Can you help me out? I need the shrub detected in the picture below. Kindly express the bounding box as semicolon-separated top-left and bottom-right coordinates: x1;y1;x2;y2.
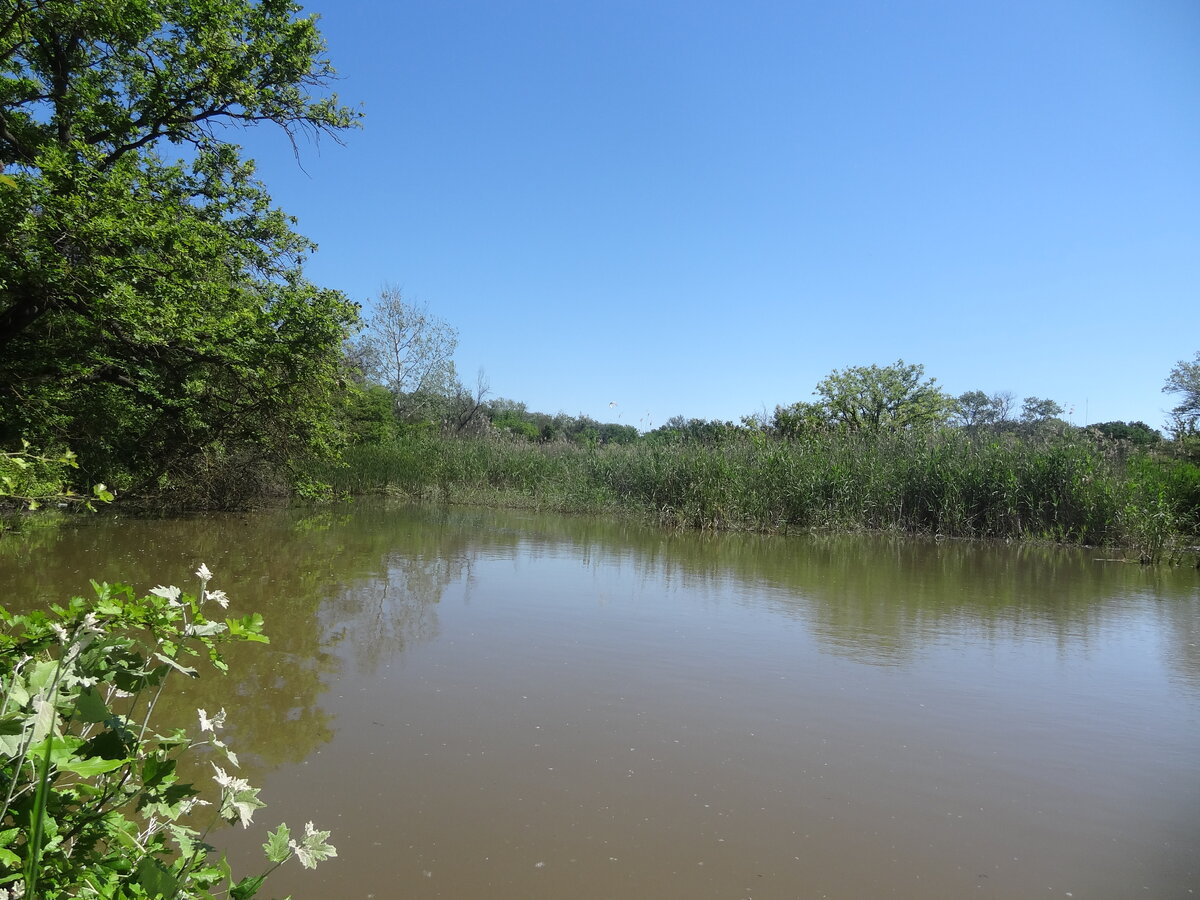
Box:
0;565;334;899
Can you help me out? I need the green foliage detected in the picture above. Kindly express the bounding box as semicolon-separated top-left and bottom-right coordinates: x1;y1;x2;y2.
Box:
594;422;640;445
953;391;993;427
0;565;335;899
1164;351;1200;448
0;0;361;503
952;390;1015;428
0;444;113;537
771;402;828;439
1;445;78;511
1090;421;1163;447
347;286;459;420
1020;396;1065;423
481;403;636;447
315;427;1200;557
340;384;401;446
813;360;953;433
645;416;740;445
491;412;540;441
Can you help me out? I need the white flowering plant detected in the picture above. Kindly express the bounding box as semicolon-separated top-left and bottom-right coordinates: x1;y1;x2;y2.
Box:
0;565;334;899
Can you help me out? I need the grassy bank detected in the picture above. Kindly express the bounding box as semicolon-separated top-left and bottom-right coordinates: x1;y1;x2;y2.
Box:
307;428;1200;561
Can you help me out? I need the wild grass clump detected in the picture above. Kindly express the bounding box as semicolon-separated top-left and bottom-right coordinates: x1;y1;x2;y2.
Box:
316;428;1200;556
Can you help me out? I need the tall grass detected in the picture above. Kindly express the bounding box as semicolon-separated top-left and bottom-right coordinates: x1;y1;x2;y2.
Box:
307;428;1200;558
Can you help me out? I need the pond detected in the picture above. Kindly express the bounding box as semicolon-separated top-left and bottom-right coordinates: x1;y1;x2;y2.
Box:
3;500;1198;898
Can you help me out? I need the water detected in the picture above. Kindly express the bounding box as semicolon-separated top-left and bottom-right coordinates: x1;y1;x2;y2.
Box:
3;500;1198;898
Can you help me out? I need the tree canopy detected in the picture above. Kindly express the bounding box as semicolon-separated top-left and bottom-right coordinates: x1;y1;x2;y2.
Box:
1020;396;1065;423
1090;421;1162;447
1164;351;1200;438
951;390;1016;428
813;360;952;433
347;286;460;422
0;0;361;501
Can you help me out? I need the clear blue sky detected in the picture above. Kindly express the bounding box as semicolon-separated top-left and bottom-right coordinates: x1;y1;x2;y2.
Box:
246;0;1199;432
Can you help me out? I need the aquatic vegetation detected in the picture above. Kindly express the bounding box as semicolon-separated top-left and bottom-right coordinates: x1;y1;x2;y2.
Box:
312;427;1200;557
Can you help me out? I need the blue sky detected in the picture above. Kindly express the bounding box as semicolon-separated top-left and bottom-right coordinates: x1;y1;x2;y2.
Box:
246;0;1198;432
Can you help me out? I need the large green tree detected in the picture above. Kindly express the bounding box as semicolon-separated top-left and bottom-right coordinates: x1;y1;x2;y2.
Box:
0;0;360;500
813;360;952;433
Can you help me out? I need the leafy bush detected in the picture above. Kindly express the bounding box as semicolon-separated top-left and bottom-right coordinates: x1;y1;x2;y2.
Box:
0;565;334;899
0;445;112;517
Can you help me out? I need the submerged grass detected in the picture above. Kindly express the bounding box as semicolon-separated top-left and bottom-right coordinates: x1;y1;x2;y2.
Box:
307;428;1200;560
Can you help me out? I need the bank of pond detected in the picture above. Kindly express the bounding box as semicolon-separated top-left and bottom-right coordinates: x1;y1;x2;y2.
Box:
308;427;1200;564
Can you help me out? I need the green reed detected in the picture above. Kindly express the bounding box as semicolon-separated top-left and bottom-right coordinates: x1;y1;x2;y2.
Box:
313;428;1200;556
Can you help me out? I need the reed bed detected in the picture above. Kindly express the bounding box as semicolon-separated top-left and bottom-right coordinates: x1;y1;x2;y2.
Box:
308;428;1200;559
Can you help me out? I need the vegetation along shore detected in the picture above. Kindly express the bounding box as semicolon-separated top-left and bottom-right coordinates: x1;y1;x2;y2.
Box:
0;2;1197;897
1;0;1197;566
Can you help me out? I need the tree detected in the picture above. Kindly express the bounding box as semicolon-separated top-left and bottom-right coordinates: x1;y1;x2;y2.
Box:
772;401;827;438
348;286;460;422
952;390;995;428
0;0;360;499
990;390;1016;423
813;360;952;433
1090;421;1162;447
952;390;1018;428
1164;351;1200;437
444;368;491;434
646;416;737;444
1020;396;1065;423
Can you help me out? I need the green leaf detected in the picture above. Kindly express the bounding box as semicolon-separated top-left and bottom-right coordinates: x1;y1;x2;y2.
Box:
74;686;110;723
230;874;267;900
4;676;29;706
136;855;181;898
226;613;270;643
80;727;131;761
0;830;18;869
27;734;86;767
30;697;57;743
292;822;337;869
28;658;61;694
160;781;199;808
188;620;227;637
153;653;198;677
263;823;291;863
58;755;128;777
168;823;200;858
142;754;177;788
0;715;25;735
0;733;24;758
220;782;266;829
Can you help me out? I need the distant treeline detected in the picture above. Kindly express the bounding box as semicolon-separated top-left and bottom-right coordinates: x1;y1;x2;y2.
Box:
5;0;1198;566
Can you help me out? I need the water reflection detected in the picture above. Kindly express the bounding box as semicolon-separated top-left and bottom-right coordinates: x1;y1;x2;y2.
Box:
0;504;453;775
2;501;1197;898
1161;595;1200;692
3;501;1197;686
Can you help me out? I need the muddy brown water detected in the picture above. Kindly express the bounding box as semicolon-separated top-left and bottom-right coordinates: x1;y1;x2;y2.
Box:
2;500;1198;898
